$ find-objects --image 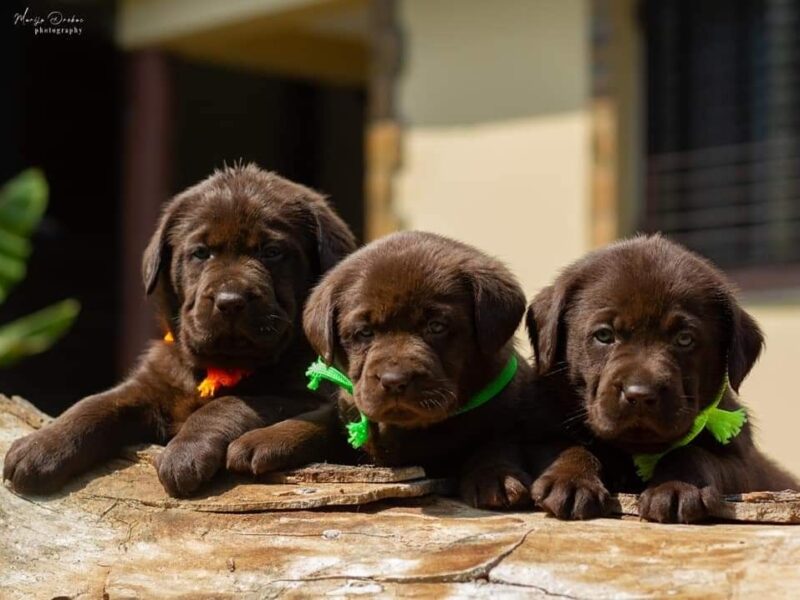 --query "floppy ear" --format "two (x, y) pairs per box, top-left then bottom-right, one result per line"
(526, 285), (564, 375)
(308, 197), (357, 274)
(467, 264), (526, 357)
(142, 203), (175, 295)
(724, 299), (764, 392)
(526, 264), (585, 375)
(303, 274), (342, 365)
